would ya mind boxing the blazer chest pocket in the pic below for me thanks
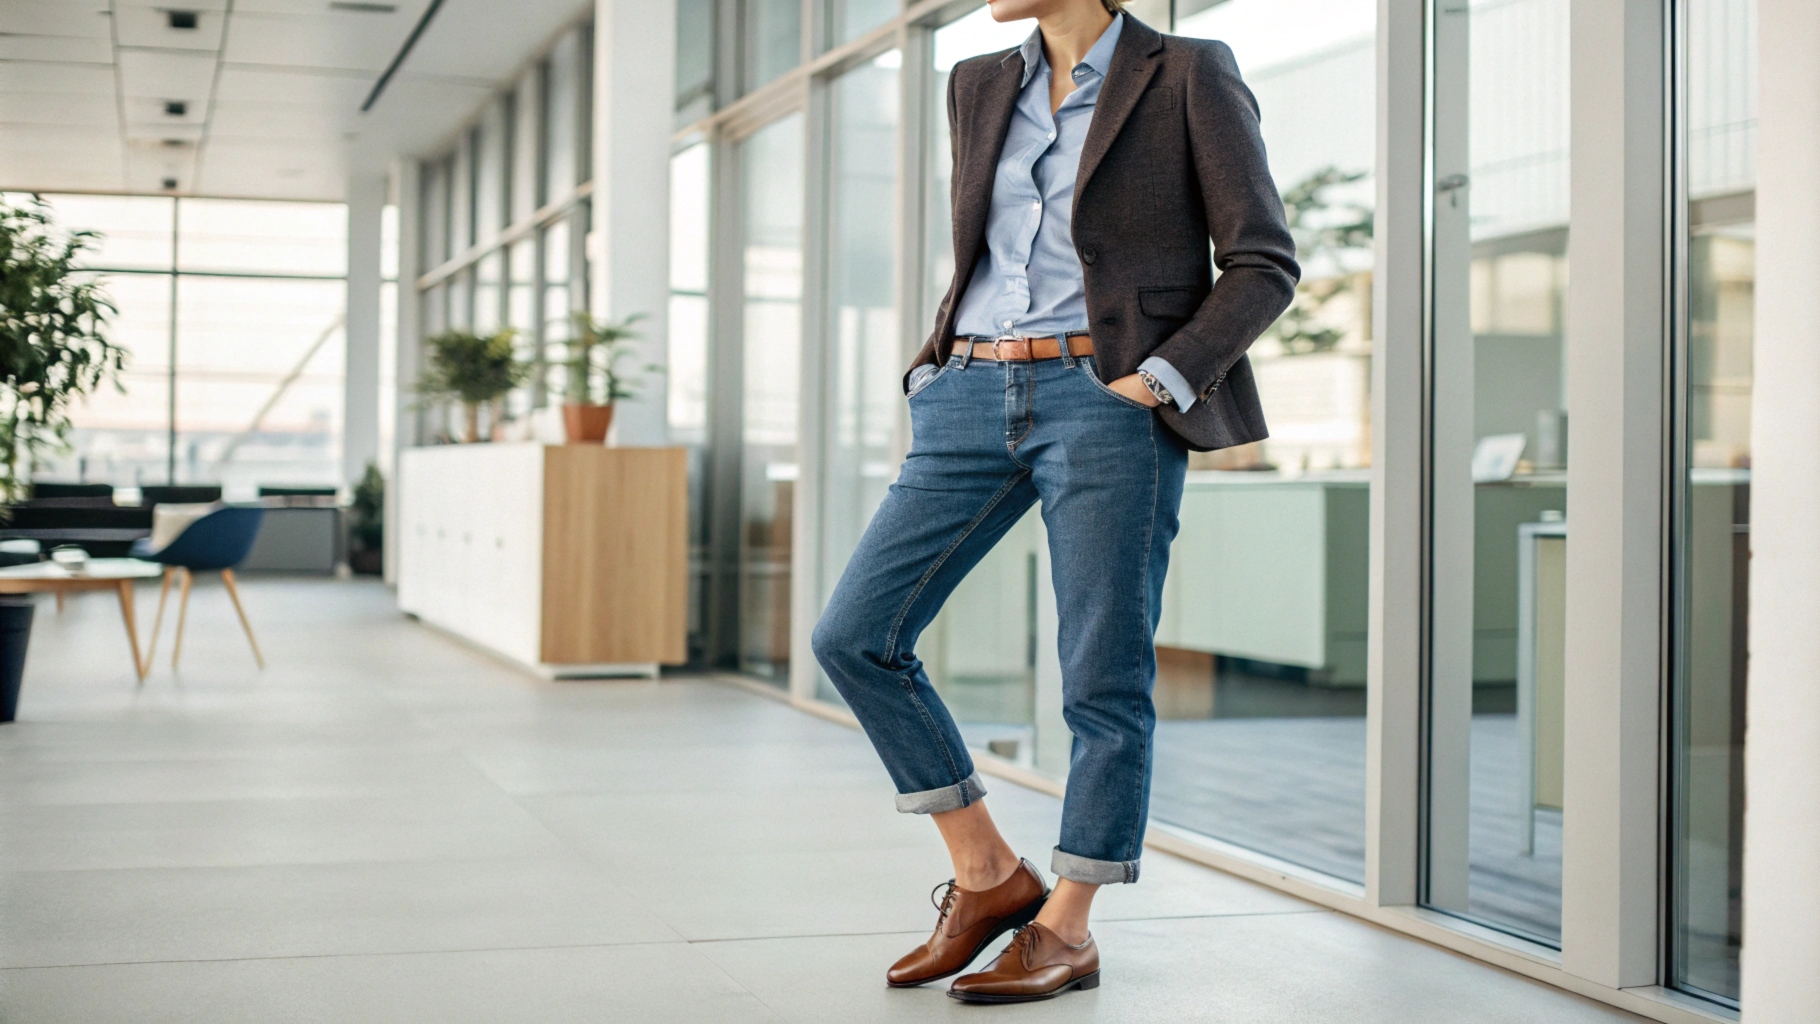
[1139,287,1200,320]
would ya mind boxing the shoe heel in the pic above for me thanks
[1075,971,1100,991]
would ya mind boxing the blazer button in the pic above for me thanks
[1080,245,1097,264]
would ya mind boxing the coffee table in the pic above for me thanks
[0,558,165,680]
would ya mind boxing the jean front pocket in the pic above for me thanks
[1077,359,1157,412]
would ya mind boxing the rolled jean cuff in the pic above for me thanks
[894,772,987,814]
[1052,847,1141,885]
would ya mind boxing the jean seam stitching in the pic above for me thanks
[882,468,1030,794]
[1124,412,1160,865]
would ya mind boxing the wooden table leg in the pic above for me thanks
[116,579,146,681]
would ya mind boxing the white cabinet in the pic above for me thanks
[397,443,687,677]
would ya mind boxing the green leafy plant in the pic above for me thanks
[1267,166,1375,356]
[416,328,530,441]
[563,312,658,406]
[0,196,126,505]
[348,461,383,553]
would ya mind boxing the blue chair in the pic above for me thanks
[130,506,266,670]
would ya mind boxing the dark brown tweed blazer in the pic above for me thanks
[912,14,1300,452]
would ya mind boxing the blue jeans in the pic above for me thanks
[811,349,1188,884]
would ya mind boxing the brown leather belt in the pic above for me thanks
[955,335,1095,361]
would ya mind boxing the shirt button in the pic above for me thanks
[1031,201,1041,211]
[1047,131,1056,141]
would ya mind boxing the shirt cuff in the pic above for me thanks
[1138,356,1196,414]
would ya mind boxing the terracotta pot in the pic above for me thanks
[562,403,614,443]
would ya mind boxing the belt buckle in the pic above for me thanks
[992,336,1020,362]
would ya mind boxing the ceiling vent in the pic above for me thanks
[162,177,179,191]
[164,100,188,117]
[168,10,199,30]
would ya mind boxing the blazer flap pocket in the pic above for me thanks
[1139,287,1201,319]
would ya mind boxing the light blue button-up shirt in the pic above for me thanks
[949,15,1195,412]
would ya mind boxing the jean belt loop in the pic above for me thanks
[1059,332,1078,369]
[958,336,974,369]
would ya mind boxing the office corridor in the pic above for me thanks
[0,579,1644,1022]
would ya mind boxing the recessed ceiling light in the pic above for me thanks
[162,177,178,190]
[164,100,188,117]
[168,10,199,30]
[329,2,398,11]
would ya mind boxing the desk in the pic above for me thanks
[0,559,164,680]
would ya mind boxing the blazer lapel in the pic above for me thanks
[949,50,1026,308]
[1075,16,1164,208]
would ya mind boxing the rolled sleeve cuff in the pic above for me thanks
[894,772,988,814]
[1138,356,1196,413]
[1051,847,1141,884]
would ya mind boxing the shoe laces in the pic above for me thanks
[930,880,959,922]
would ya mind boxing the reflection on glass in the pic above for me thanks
[1425,0,1570,943]
[176,198,346,276]
[744,0,802,93]
[38,193,174,271]
[544,30,586,203]
[817,53,900,704]
[832,0,898,46]
[738,114,805,684]
[1672,0,1755,1004]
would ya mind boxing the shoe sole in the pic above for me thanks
[946,969,1101,1003]
[885,893,1049,989]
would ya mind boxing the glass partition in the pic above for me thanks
[1670,0,1756,1005]
[670,142,714,665]
[832,0,898,47]
[816,51,901,703]
[1425,0,1571,943]
[738,113,806,683]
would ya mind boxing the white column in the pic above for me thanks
[384,158,421,586]
[1741,0,1820,1018]
[590,0,676,447]
[1364,0,1428,910]
[1560,0,1664,988]
[343,171,385,488]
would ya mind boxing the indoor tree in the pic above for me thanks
[0,195,126,505]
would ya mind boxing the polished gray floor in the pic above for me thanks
[0,578,1643,1022]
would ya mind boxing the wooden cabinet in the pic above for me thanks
[398,443,687,677]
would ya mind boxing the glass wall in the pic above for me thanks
[737,113,806,684]
[815,53,902,703]
[1136,0,1376,885]
[1671,0,1756,1006]
[21,193,348,492]
[1425,0,1571,944]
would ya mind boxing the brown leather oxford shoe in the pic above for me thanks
[947,922,1100,1003]
[885,858,1048,988]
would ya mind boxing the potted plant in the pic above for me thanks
[346,461,384,576]
[0,195,126,721]
[560,312,656,443]
[416,328,530,442]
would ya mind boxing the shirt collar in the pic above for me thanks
[1018,12,1124,89]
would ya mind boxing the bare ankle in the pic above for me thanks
[954,849,1020,891]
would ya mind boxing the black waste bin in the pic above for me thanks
[0,597,34,723]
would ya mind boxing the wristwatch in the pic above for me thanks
[1136,369,1174,408]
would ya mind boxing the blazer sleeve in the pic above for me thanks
[1145,40,1300,401]
[908,65,965,386]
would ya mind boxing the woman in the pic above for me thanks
[810,0,1297,1003]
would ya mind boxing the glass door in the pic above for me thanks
[737,113,807,684]
[1425,0,1572,945]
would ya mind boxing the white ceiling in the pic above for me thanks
[0,0,594,203]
